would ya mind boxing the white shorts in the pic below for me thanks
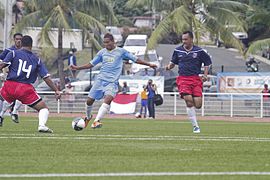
[88,79,119,100]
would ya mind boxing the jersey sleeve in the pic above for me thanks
[200,50,212,66]
[171,50,178,65]
[0,49,10,61]
[90,50,103,66]
[37,59,50,78]
[2,51,15,66]
[122,49,138,63]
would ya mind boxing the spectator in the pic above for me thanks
[262,84,270,115]
[64,83,75,111]
[68,48,77,78]
[120,81,130,94]
[146,79,157,119]
[139,85,148,118]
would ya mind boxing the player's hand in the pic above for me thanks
[201,75,208,82]
[165,65,170,71]
[55,90,61,100]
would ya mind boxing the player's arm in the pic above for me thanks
[70,63,94,71]
[136,58,157,68]
[43,77,61,99]
[0,62,8,71]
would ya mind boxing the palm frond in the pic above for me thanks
[147,5,191,50]
[246,38,270,55]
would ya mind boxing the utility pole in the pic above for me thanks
[3,0,15,49]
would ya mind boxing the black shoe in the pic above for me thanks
[0,116,4,127]
[11,114,19,123]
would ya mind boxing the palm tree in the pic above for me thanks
[143,0,250,54]
[13,0,116,89]
[245,5,270,56]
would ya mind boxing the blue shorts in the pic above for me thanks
[141,99,147,106]
[88,79,119,100]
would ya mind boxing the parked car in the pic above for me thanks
[123,34,147,54]
[69,70,100,92]
[131,50,163,73]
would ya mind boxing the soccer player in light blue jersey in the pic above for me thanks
[70,33,157,129]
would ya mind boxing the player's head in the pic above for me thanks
[182,30,193,49]
[21,35,33,48]
[13,33,23,48]
[103,33,115,51]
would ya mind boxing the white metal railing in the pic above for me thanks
[21,91,270,118]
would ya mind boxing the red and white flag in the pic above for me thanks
[110,93,138,114]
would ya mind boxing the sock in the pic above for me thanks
[12,101,22,114]
[38,108,49,127]
[186,106,198,127]
[94,103,110,122]
[85,104,93,120]
[0,101,11,117]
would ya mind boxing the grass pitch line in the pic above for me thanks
[1,172,270,178]
[1,134,270,142]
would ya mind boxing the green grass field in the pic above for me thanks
[1,116,270,180]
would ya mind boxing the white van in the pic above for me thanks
[123,34,147,54]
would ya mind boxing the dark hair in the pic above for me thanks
[13,33,23,39]
[104,33,114,41]
[182,31,193,39]
[21,35,33,47]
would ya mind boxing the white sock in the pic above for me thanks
[94,103,110,122]
[0,101,11,117]
[186,107,198,127]
[86,104,93,119]
[12,101,22,114]
[39,108,49,127]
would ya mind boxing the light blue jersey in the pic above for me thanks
[90,47,137,82]
[89,47,138,100]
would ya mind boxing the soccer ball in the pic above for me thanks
[72,117,85,131]
[135,112,141,118]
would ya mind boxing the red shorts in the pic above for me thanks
[176,76,203,98]
[0,80,41,105]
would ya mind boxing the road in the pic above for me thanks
[156,44,270,74]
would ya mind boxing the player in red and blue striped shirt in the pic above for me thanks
[166,31,212,133]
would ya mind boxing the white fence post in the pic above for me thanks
[174,93,177,116]
[260,94,263,118]
[202,93,205,116]
[230,94,233,117]
[57,99,60,114]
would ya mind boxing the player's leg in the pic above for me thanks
[84,97,95,127]
[183,95,200,133]
[0,101,13,126]
[11,100,22,123]
[91,95,113,129]
[30,100,53,133]
[91,81,117,129]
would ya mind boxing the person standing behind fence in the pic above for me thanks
[138,85,148,118]
[68,48,77,78]
[146,79,157,119]
[120,81,130,94]
[0,35,61,132]
[262,84,270,115]
[165,30,212,133]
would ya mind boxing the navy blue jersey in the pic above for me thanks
[171,45,212,76]
[3,49,49,84]
[0,45,19,60]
